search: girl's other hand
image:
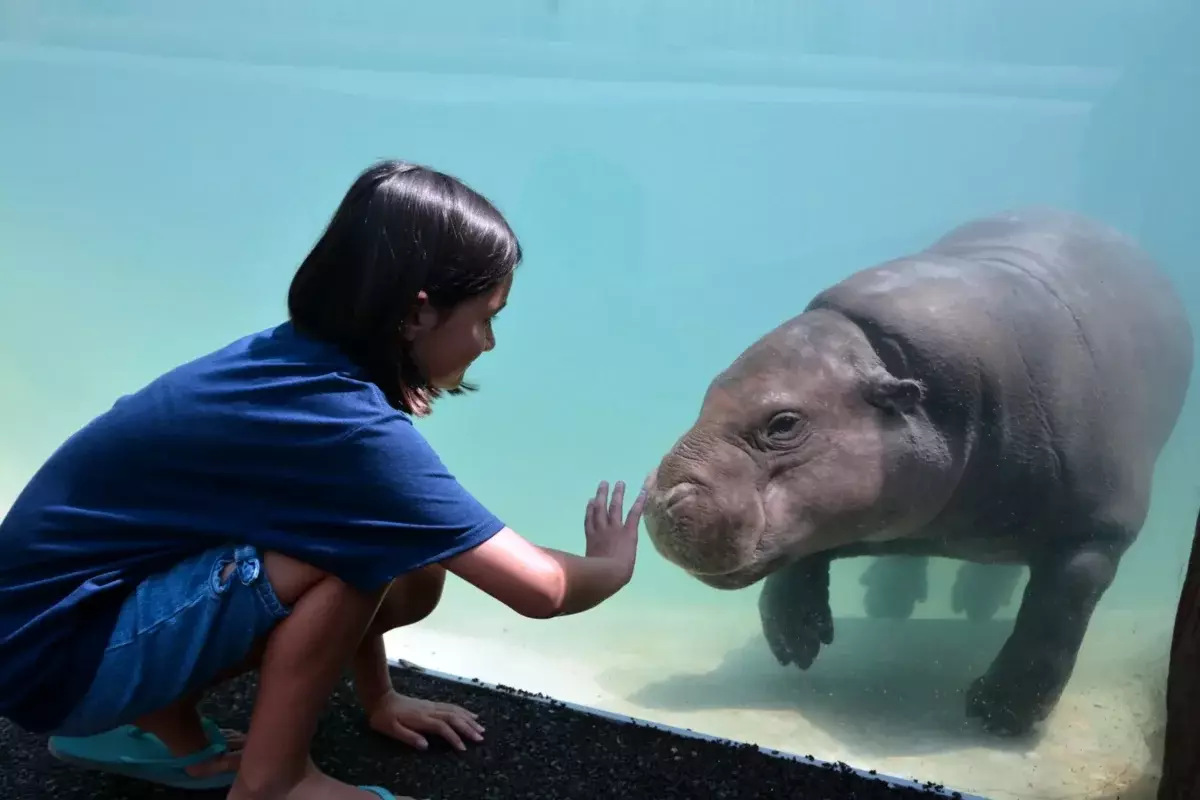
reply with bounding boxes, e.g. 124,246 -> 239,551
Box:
367,690 -> 484,752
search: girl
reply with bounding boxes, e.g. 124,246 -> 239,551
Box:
0,160 -> 646,800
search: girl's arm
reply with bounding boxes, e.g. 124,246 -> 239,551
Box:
444,526 -> 632,618
445,480 -> 646,618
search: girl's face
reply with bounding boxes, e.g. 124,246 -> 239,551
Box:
405,272 -> 513,389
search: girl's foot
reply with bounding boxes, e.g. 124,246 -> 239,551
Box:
229,759 -> 420,800
132,702 -> 242,779
182,741 -> 241,780
220,728 -> 247,750
288,769 -> 399,799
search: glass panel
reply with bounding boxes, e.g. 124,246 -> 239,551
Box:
1,3 -> 1195,798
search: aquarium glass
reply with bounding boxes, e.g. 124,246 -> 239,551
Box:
1,3 -> 1197,798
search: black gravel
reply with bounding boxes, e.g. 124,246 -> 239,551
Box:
0,662 -> 970,799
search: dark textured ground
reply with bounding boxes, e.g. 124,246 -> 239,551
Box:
0,663 -> 968,799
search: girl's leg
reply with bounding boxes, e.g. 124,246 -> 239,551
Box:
229,553 -> 390,800
66,554 -> 442,798
346,566 -> 446,717
129,555 -> 329,780
124,551 -> 394,799
141,562 -> 446,776
367,565 -> 446,636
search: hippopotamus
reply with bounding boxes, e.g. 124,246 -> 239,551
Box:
643,207 -> 1194,736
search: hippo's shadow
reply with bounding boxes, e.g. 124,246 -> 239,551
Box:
618,615 -> 1043,759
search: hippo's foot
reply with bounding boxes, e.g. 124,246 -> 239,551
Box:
964,669 -> 1055,736
965,539 -> 1123,736
951,561 -> 1023,622
860,556 -> 928,620
759,555 -> 833,670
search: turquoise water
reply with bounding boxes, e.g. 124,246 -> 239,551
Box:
1,3 -> 1197,798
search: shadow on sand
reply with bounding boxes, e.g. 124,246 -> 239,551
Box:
609,615 -> 1059,761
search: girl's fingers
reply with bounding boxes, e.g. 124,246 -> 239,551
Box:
389,721 -> 428,751
625,486 -> 649,529
608,480 -> 626,521
587,481 -> 608,533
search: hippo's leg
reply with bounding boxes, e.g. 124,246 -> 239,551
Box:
951,562 -> 1025,622
860,555 -> 929,619
759,554 -> 834,670
965,538 -> 1122,735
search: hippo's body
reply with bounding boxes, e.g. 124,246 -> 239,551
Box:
643,208 -> 1193,736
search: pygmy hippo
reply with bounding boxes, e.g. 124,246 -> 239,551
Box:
643,208 -> 1194,736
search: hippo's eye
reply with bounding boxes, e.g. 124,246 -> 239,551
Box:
764,412 -> 805,444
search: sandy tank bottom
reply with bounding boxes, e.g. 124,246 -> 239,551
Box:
384,588 -> 1169,800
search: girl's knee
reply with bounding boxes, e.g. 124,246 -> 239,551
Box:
260,551 -> 343,607
255,550 -> 439,627
377,566 -> 446,630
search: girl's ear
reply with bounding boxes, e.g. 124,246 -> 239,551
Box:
402,290 -> 439,341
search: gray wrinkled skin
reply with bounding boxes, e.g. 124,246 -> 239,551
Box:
643,208 -> 1194,736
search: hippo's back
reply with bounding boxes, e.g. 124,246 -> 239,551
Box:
927,207 -> 1193,455
812,207 -> 1193,537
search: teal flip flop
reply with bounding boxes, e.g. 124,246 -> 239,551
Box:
50,722 -> 401,797
47,716 -> 237,789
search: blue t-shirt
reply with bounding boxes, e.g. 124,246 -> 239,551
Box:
0,322 -> 505,733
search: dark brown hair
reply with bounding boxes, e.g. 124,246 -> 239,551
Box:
288,160 -> 522,416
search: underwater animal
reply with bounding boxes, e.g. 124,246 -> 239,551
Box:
643,207 -> 1194,736
858,552 -> 1024,624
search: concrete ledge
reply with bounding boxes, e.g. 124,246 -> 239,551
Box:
389,656 -> 989,800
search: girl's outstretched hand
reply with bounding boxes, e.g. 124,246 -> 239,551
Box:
584,479 -> 648,581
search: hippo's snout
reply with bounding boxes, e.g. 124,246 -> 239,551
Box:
650,482 -> 700,518
644,480 -> 702,543
645,469 -> 765,582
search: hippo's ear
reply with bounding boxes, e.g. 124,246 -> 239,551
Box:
864,373 -> 925,414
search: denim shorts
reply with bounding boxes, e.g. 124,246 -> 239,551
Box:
50,543 -> 292,737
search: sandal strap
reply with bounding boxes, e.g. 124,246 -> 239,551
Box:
116,740 -> 226,767
115,721 -> 229,767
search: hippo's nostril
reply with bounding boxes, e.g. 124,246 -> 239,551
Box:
644,482 -> 702,551
658,482 -> 700,515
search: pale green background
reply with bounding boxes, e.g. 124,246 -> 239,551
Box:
1,3 -> 1197,798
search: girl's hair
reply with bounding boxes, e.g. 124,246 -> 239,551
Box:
288,159 -> 522,417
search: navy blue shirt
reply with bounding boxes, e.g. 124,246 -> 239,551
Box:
0,322 -> 505,733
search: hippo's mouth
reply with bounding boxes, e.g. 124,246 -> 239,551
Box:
687,551 -> 788,591
644,478 -> 773,580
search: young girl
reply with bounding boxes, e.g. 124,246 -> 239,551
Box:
0,160 -> 646,800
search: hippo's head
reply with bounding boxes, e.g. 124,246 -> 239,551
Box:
644,308 -> 957,590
